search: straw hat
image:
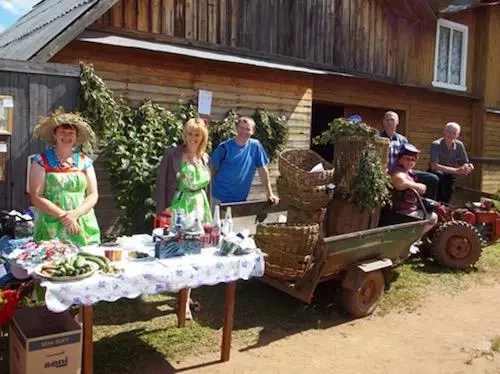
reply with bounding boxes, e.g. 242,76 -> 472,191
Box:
33,108 -> 96,147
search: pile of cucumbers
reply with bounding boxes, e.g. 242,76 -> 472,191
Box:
40,252 -> 114,278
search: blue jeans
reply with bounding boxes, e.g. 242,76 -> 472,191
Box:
414,170 -> 439,200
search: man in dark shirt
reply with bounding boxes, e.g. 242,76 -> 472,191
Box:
429,122 -> 474,203
379,111 -> 439,200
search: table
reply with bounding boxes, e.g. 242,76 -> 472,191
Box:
38,246 -> 264,374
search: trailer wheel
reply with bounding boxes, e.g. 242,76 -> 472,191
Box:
430,221 -> 482,269
342,270 -> 384,318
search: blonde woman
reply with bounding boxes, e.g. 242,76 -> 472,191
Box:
155,118 -> 212,319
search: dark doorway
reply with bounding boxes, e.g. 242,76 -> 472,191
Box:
311,102 -> 344,161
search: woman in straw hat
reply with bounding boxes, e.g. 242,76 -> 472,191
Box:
28,109 -> 100,246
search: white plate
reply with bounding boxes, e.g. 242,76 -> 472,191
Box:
34,262 -> 98,282
126,252 -> 153,262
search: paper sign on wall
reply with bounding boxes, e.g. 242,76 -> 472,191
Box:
3,98 -> 13,108
0,143 -> 6,153
198,89 -> 212,115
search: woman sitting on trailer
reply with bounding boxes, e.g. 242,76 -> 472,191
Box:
390,143 -> 438,227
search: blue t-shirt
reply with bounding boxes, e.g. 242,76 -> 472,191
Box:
211,138 -> 269,203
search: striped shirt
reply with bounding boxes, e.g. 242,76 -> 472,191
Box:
379,130 -> 408,166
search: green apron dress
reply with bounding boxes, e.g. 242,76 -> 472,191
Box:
33,148 -> 101,246
170,161 -> 212,224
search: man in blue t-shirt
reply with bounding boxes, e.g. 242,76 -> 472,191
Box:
211,116 -> 279,204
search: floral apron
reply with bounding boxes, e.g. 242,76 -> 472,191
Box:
33,149 -> 101,246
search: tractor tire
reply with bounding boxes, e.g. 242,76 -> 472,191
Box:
342,270 -> 384,318
430,220 -> 482,269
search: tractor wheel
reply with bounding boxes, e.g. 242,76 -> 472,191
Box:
430,220 -> 482,269
342,270 -> 384,318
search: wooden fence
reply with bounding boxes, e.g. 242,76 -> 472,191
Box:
0,59 -> 80,211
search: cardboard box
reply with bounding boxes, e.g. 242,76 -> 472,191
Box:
9,306 -> 82,374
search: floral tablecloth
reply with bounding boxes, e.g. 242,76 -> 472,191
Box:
40,247 -> 264,313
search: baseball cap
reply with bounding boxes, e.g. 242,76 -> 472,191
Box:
398,143 -> 421,155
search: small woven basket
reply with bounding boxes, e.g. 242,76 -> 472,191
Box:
255,222 -> 320,256
278,149 -> 335,190
277,177 -> 334,211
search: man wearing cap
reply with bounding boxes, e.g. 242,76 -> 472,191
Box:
379,111 -> 439,200
390,143 -> 438,225
429,122 -> 474,203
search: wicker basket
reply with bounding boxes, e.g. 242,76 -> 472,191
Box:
255,222 -> 320,256
278,149 -> 335,190
264,251 -> 312,280
277,177 -> 334,211
287,206 -> 326,228
333,136 -> 390,192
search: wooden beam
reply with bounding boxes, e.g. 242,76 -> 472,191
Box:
0,59 -> 80,76
31,0 -> 119,62
220,281 -> 236,362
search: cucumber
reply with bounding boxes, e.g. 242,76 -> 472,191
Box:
75,255 -> 86,268
79,252 -> 110,265
83,256 -> 106,270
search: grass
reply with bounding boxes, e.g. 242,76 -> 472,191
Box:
87,244 -> 500,373
492,336 -> 500,353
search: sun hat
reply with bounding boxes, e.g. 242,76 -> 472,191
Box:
33,108 -> 96,148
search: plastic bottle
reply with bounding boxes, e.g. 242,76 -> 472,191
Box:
223,207 -> 234,236
175,208 -> 185,232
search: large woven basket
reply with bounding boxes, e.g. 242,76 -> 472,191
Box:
264,250 -> 312,280
287,206 -> 326,225
255,222 -> 320,256
277,177 -> 334,211
333,136 -> 389,192
278,149 -> 335,190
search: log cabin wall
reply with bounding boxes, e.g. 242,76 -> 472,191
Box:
52,40 -> 312,212
92,0 -> 433,84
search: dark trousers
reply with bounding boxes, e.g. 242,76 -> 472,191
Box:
427,170 -> 456,203
414,170 -> 439,200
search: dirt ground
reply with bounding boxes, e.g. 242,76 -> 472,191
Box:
174,283 -> 500,374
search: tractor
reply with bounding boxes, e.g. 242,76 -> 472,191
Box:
420,198 -> 500,269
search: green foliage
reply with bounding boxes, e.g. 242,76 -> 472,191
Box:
208,109 -> 238,152
349,146 -> 391,211
313,117 -> 378,146
253,108 -> 289,162
77,64 -> 289,233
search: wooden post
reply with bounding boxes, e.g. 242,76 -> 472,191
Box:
177,288 -> 189,328
220,281 -> 236,362
81,305 -> 93,374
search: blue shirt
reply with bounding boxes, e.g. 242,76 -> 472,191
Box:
379,130 -> 408,166
211,138 -> 269,203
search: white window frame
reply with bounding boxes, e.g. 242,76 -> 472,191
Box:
432,18 -> 468,91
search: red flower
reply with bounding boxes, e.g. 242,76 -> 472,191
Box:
0,290 -> 20,326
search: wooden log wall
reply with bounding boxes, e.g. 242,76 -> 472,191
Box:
52,41 -> 312,207
481,112 -> 500,194
94,0 -> 420,82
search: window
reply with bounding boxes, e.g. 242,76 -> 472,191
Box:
432,19 -> 468,91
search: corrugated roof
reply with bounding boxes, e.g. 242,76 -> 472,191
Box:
0,0 -> 115,61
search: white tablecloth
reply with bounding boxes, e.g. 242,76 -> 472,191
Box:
40,247 -> 264,313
